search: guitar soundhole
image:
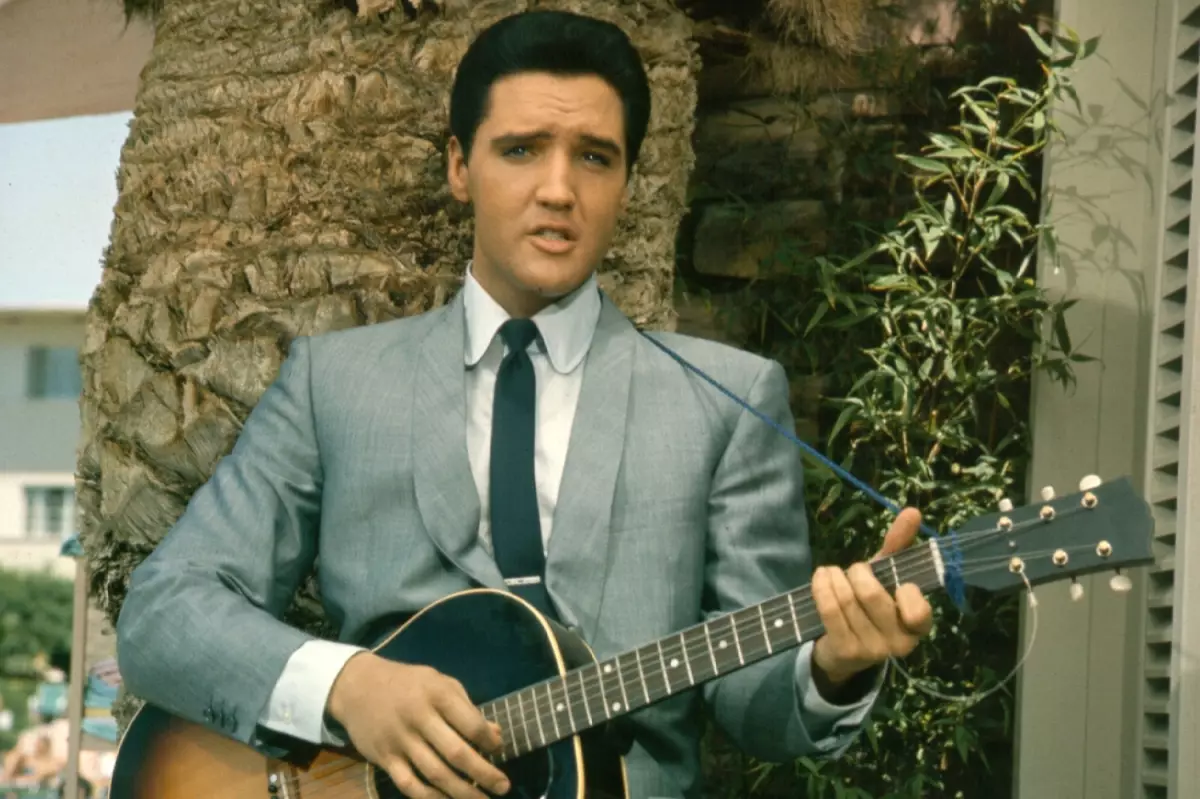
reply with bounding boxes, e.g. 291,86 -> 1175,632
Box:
371,750 -> 552,799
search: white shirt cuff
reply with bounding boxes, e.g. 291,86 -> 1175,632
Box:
258,639 -> 367,745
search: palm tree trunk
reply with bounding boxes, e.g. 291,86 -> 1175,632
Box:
77,0 -> 698,638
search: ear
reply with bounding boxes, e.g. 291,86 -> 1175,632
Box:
447,135 -> 471,204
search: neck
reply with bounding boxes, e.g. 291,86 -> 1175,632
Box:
480,540 -> 947,763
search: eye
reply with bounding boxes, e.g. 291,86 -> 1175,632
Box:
583,152 -> 612,167
503,145 -> 531,158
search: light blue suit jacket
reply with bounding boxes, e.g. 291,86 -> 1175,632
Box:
116,288 -> 877,798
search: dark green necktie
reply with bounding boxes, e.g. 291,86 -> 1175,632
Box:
489,318 -> 557,619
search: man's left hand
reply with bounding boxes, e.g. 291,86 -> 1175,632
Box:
810,507 -> 934,693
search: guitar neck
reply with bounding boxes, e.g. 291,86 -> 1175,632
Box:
481,540 -> 947,761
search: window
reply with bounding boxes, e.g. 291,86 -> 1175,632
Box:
27,347 -> 82,399
24,486 -> 75,538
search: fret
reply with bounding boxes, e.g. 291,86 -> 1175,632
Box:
529,687 -> 547,747
596,663 -> 612,718
613,655 -> 630,713
560,674 -> 578,734
634,646 -> 651,705
731,612 -> 745,665
545,682 -> 561,740
503,695 -> 524,755
757,604 -> 773,655
702,622 -> 719,675
516,691 -> 535,751
578,668 -> 594,727
656,640 -> 672,695
708,614 -> 734,671
787,592 -> 802,643
889,556 -> 900,591
679,632 -> 696,686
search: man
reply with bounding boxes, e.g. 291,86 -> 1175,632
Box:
115,9 -> 933,799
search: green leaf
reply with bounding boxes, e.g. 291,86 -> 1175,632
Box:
897,154 -> 952,176
1022,24 -> 1055,58
986,172 -> 1010,207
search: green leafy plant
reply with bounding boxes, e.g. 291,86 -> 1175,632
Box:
701,22 -> 1098,799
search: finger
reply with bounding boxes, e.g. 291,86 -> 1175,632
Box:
848,563 -> 920,656
811,567 -> 853,643
896,583 -> 934,637
422,716 -> 511,796
827,566 -> 890,661
448,682 -> 504,753
384,754 -> 448,799
872,507 -> 923,560
435,689 -> 504,755
407,737 -> 487,799
847,563 -> 901,631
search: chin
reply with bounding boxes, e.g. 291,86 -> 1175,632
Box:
516,264 -> 592,299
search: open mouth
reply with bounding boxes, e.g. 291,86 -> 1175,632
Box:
529,226 -> 577,253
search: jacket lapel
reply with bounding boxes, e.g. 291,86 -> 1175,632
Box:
544,295 -> 636,637
411,292 -> 506,590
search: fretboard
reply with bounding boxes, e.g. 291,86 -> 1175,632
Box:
481,540 -> 946,761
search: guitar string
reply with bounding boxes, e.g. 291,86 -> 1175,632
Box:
268,513 -> 1090,793
277,533 -> 963,789
276,557 -> 1046,799
273,539 -> 1085,797
486,542 -> 1097,759
482,503 -> 1096,753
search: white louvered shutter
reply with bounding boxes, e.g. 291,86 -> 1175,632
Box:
1137,3 -> 1200,796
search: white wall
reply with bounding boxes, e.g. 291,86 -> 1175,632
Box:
0,310 -> 84,575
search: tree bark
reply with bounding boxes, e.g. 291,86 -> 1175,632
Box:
77,0 -> 699,636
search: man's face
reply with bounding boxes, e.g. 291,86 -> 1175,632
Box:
448,72 -> 629,317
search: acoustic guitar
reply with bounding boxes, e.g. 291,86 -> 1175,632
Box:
106,475 -> 1154,798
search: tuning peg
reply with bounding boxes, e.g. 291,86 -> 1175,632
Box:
1069,579 -> 1084,602
998,497 -> 1014,512
1040,486 -> 1056,501
1110,571 -> 1133,593
1079,474 -> 1102,492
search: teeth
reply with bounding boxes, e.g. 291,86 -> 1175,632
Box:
537,230 -> 567,240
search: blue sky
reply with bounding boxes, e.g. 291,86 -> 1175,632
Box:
0,111 -> 131,310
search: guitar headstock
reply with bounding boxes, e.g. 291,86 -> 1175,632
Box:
950,475 -> 1155,595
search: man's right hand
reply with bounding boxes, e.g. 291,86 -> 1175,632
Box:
327,653 -> 511,798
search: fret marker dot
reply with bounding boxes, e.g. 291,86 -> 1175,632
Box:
718,640 -> 728,649
612,702 -> 621,711
603,664 -> 612,674
774,619 -> 784,628
556,703 -> 565,712
670,658 -> 679,668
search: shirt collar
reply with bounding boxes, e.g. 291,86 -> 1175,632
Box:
462,263 -> 601,375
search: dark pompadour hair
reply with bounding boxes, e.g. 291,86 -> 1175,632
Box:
449,10 -> 652,177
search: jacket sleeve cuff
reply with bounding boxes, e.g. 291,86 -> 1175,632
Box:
257,639 -> 367,746
793,641 -> 885,747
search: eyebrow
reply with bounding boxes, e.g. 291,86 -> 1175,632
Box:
491,130 -> 623,158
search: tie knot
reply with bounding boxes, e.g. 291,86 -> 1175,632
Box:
499,318 -> 539,354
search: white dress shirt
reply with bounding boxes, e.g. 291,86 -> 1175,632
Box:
257,266 -> 599,743
256,266 -> 856,747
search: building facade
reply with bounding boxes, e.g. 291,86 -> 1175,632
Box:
0,309 -> 86,579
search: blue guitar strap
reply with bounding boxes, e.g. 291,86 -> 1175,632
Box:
639,331 -> 968,612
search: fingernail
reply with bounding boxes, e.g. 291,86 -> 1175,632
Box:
497,779 -> 511,794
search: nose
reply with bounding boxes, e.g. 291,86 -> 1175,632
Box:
535,150 -> 576,210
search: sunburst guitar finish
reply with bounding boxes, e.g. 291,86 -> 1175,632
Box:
108,589 -> 629,799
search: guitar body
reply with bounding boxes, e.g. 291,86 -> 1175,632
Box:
109,589 -> 629,799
